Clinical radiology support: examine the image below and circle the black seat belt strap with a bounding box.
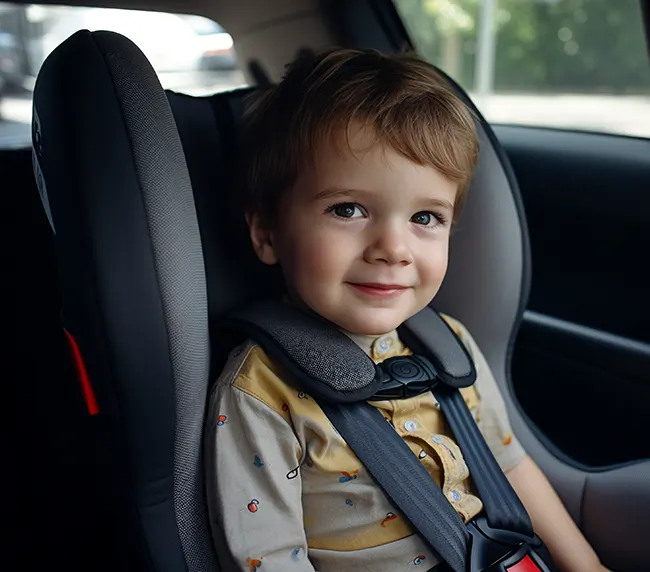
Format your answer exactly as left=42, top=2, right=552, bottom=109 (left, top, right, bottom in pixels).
left=434, top=387, right=534, bottom=537
left=320, top=400, right=470, bottom=572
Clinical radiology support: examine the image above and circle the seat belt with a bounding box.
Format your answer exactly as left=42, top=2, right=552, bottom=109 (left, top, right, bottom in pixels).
left=321, top=394, right=553, bottom=572
left=395, top=311, right=533, bottom=537
left=434, top=385, right=533, bottom=536
left=319, top=399, right=469, bottom=572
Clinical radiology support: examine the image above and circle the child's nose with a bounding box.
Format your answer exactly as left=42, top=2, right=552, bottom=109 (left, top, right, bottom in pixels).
left=363, top=226, right=413, bottom=266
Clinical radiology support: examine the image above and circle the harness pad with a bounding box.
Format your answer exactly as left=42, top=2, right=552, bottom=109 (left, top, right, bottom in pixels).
left=225, top=300, right=476, bottom=403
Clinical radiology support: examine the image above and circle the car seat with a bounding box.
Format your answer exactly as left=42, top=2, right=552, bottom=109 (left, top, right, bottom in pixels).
left=31, top=30, right=650, bottom=572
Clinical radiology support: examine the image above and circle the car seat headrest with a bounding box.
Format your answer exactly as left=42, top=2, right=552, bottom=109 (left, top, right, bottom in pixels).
left=32, top=30, right=218, bottom=571
left=433, top=71, right=531, bottom=385
left=165, top=90, right=285, bottom=331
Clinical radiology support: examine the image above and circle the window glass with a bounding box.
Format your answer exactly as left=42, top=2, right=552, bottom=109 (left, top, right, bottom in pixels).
left=394, top=0, right=650, bottom=138
left=0, top=3, right=248, bottom=148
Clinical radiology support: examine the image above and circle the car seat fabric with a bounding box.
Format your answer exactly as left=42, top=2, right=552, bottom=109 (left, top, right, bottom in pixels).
left=32, top=30, right=217, bottom=571
left=166, top=92, right=285, bottom=344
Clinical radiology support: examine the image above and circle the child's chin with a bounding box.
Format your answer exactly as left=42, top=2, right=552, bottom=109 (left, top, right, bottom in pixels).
left=335, top=309, right=408, bottom=336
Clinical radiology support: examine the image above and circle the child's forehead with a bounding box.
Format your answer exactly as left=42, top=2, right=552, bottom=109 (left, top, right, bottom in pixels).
left=313, top=122, right=402, bottom=166
left=294, top=118, right=461, bottom=207
left=304, top=139, right=457, bottom=204
left=310, top=122, right=430, bottom=176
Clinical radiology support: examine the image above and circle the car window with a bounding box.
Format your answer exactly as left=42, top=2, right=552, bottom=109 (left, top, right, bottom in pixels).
left=393, top=0, right=650, bottom=138
left=0, top=4, right=247, bottom=149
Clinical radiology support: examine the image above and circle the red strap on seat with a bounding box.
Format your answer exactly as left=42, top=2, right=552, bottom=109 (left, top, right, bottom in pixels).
left=64, top=329, right=100, bottom=415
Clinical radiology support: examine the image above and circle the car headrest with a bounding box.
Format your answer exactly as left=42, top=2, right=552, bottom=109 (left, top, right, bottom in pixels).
left=32, top=30, right=218, bottom=571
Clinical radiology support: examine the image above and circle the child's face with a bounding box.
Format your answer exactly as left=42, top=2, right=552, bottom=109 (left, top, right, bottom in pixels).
left=248, top=125, right=458, bottom=335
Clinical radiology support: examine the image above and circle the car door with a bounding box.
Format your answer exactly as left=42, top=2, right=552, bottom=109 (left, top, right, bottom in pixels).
left=391, top=1, right=650, bottom=570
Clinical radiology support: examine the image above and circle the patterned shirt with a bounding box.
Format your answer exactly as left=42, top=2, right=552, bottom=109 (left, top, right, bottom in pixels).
left=204, top=315, right=525, bottom=572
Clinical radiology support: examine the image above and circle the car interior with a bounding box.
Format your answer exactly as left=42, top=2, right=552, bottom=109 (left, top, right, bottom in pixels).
left=5, top=0, right=650, bottom=571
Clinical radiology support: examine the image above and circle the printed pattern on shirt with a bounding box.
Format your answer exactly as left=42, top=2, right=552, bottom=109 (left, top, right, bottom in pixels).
left=205, top=317, right=525, bottom=572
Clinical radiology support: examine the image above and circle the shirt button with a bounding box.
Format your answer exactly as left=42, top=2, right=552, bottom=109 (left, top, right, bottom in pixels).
left=375, top=336, right=392, bottom=355
left=404, top=420, right=417, bottom=432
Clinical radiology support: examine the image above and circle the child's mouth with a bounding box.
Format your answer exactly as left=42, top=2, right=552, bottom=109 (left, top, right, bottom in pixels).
left=348, top=283, right=409, bottom=299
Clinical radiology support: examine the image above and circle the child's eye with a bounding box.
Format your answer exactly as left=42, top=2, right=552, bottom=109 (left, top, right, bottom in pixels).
left=328, top=202, right=365, bottom=219
left=411, top=211, right=446, bottom=227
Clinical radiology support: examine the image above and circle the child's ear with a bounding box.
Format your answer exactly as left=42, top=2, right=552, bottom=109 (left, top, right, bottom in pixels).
left=246, top=212, right=278, bottom=265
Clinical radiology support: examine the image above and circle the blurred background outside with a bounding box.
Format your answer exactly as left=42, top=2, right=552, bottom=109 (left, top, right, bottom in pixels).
left=1, top=0, right=649, bottom=149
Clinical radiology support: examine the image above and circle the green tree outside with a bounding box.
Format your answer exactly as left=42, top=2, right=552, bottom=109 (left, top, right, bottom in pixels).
left=394, top=0, right=650, bottom=95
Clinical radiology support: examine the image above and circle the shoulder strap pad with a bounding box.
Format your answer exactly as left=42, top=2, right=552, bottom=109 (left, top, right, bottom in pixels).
left=399, top=306, right=476, bottom=388
left=225, top=300, right=383, bottom=403
left=224, top=300, right=476, bottom=403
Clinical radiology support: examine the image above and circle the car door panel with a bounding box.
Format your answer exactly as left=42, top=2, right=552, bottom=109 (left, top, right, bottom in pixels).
left=514, top=310, right=650, bottom=467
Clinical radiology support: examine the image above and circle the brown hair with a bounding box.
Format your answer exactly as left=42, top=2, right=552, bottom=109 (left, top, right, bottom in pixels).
left=239, top=47, right=479, bottom=225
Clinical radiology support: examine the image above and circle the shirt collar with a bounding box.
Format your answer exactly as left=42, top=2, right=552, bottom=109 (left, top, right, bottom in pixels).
left=343, top=330, right=402, bottom=362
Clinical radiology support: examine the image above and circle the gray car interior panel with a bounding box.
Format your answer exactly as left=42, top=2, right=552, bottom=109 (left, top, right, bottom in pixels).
left=583, top=462, right=650, bottom=571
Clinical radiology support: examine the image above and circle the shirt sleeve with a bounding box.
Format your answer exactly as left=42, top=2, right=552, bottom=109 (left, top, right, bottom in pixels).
left=452, top=320, right=527, bottom=473
left=204, top=352, right=316, bottom=571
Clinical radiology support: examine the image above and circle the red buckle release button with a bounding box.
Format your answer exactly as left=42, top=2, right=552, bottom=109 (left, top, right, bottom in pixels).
left=506, top=555, right=541, bottom=572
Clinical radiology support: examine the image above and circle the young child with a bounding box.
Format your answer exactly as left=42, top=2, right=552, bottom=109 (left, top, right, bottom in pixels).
left=205, top=48, right=608, bottom=572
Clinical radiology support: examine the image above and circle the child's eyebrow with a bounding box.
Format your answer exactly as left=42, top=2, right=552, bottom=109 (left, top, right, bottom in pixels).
left=419, top=197, right=455, bottom=211
left=313, top=187, right=359, bottom=201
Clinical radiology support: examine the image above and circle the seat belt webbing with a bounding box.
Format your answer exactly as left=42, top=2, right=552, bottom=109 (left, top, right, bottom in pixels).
left=321, top=388, right=534, bottom=572
left=435, top=386, right=533, bottom=537
left=320, top=400, right=470, bottom=572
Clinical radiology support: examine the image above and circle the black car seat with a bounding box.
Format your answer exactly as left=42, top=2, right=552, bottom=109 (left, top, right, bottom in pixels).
left=31, top=30, right=650, bottom=572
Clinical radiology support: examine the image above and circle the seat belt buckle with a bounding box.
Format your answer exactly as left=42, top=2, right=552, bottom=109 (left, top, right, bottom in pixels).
left=370, top=355, right=439, bottom=400
left=467, top=517, right=556, bottom=572
left=495, top=546, right=552, bottom=572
